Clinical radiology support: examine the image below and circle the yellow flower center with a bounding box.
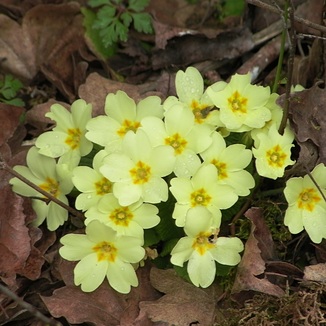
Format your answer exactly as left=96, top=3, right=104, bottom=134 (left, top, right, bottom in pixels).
left=95, top=177, right=112, bottom=195
left=130, top=161, right=151, bottom=184
left=39, top=177, right=60, bottom=197
left=92, top=241, right=117, bottom=262
left=192, top=231, right=216, bottom=255
left=211, top=159, right=228, bottom=179
left=109, top=207, right=133, bottom=227
left=297, top=188, right=321, bottom=212
left=165, top=133, right=187, bottom=155
left=191, top=100, right=210, bottom=123
left=190, top=188, right=212, bottom=207
left=117, top=120, right=141, bottom=137
left=65, top=128, right=81, bottom=150
left=227, top=91, right=247, bottom=113
left=266, top=145, right=287, bottom=167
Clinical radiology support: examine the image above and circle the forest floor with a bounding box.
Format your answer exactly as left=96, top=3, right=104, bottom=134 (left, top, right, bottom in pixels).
left=1, top=0, right=326, bottom=325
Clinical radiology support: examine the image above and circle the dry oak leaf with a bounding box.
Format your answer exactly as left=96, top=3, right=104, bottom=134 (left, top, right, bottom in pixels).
left=231, top=207, right=284, bottom=304
left=139, top=267, right=223, bottom=326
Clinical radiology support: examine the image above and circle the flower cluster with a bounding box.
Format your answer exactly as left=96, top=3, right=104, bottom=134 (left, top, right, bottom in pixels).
left=10, top=66, right=301, bottom=294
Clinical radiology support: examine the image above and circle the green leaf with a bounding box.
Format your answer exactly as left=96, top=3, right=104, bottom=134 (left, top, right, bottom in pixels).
left=132, top=12, right=153, bottom=34
left=115, top=20, right=129, bottom=42
left=215, top=262, right=233, bottom=276
left=88, top=0, right=111, bottom=8
left=128, top=0, right=149, bottom=12
left=121, top=12, right=132, bottom=28
left=0, top=97, right=24, bottom=107
left=222, top=0, right=245, bottom=17
left=144, top=228, right=161, bottom=247
left=100, top=24, right=118, bottom=46
left=81, top=7, right=116, bottom=58
left=154, top=199, right=184, bottom=242
left=160, top=238, right=179, bottom=257
left=93, top=5, right=116, bottom=29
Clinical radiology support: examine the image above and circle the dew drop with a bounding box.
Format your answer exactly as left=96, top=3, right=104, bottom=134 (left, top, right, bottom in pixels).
left=87, top=195, right=92, bottom=199
left=120, top=267, right=125, bottom=271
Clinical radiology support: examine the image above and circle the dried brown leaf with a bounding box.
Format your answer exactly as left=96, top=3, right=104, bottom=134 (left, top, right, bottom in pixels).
left=231, top=207, right=284, bottom=304
left=286, top=83, right=326, bottom=169
left=42, top=259, right=128, bottom=326
left=303, top=263, right=326, bottom=282
left=0, top=187, right=30, bottom=286
left=78, top=72, right=163, bottom=117
left=139, top=267, right=222, bottom=326
left=0, top=2, right=88, bottom=100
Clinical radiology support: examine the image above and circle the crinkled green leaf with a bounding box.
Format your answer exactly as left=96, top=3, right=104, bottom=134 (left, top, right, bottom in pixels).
left=99, top=20, right=128, bottom=46
left=154, top=200, right=184, bottom=242
left=144, top=228, right=161, bottom=247
left=132, top=12, right=153, bottom=34
left=160, top=238, right=179, bottom=257
left=128, top=0, right=149, bottom=12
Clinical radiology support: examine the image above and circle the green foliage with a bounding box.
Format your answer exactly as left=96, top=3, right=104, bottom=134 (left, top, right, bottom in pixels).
left=0, top=74, right=24, bottom=107
left=86, top=0, right=153, bottom=48
left=81, top=7, right=116, bottom=59
left=217, top=0, right=245, bottom=18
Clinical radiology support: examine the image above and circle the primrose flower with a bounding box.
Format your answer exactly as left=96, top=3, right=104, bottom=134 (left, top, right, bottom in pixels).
left=85, top=194, right=160, bottom=239
left=59, top=220, right=145, bottom=293
left=86, top=91, right=163, bottom=153
left=252, top=124, right=295, bottom=179
left=72, top=150, right=113, bottom=212
left=100, top=129, right=175, bottom=206
left=250, top=93, right=283, bottom=143
left=141, top=105, right=212, bottom=177
left=170, top=206, right=244, bottom=288
left=169, top=164, right=238, bottom=227
left=284, top=163, right=326, bottom=243
left=35, top=99, right=93, bottom=163
left=9, top=147, right=74, bottom=230
left=200, top=131, right=255, bottom=196
left=164, top=67, right=223, bottom=128
left=207, top=73, right=271, bottom=132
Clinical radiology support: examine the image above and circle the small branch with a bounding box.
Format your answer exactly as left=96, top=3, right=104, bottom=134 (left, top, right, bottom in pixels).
left=0, top=283, right=62, bottom=326
left=0, top=159, right=85, bottom=221
left=278, top=0, right=296, bottom=135
left=246, top=0, right=326, bottom=34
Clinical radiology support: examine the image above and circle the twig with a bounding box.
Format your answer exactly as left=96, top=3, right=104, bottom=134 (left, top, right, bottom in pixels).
left=0, top=283, right=62, bottom=326
left=246, top=0, right=326, bottom=34
left=0, top=158, right=85, bottom=221
left=278, top=0, right=296, bottom=135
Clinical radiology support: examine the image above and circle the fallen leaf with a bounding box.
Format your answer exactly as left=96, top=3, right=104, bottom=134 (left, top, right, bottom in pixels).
left=139, top=267, right=222, bottom=326
left=303, top=263, right=326, bottom=283
left=283, top=83, right=326, bottom=170
left=0, top=2, right=88, bottom=100
left=42, top=259, right=128, bottom=326
left=231, top=207, right=284, bottom=304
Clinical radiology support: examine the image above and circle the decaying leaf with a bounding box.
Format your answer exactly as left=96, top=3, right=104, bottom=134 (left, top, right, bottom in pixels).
left=231, top=207, right=284, bottom=304
left=285, top=83, right=326, bottom=171
left=0, top=2, right=88, bottom=100
left=139, top=267, right=223, bottom=326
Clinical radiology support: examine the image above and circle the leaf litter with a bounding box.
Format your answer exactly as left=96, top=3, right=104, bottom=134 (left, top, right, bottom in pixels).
left=0, top=0, right=326, bottom=325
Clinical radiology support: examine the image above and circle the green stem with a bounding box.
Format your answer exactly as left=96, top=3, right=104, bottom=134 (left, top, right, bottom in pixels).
left=272, top=0, right=289, bottom=94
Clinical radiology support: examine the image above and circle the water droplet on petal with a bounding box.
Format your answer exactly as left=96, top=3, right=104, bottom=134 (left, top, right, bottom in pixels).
left=87, top=195, right=92, bottom=199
